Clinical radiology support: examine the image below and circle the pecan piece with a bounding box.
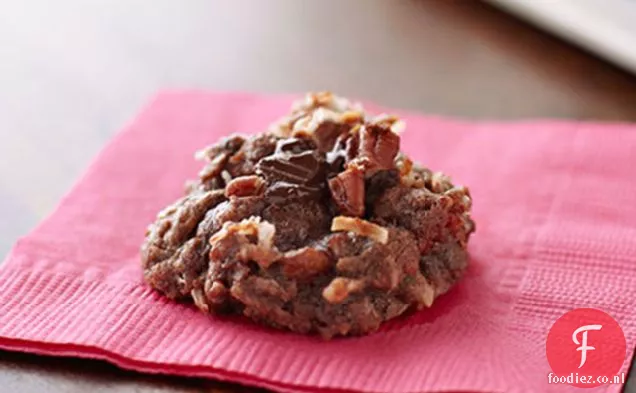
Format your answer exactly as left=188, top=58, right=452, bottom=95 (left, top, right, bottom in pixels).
left=352, top=124, right=400, bottom=171
left=225, top=175, right=265, bottom=198
left=281, top=247, right=332, bottom=280
left=312, top=121, right=352, bottom=152
left=238, top=244, right=280, bottom=268
left=328, top=167, right=365, bottom=217
left=198, top=152, right=229, bottom=183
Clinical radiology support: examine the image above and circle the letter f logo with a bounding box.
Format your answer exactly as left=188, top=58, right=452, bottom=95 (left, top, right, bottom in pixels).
left=572, top=324, right=603, bottom=368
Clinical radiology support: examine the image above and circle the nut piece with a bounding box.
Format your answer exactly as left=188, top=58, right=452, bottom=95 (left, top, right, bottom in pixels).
left=445, top=186, right=472, bottom=210
left=417, top=280, right=436, bottom=308
left=395, top=156, right=428, bottom=189
left=340, top=111, right=365, bottom=124
left=350, top=124, right=400, bottom=171
left=207, top=280, right=227, bottom=298
left=322, top=277, right=365, bottom=304
left=292, top=107, right=340, bottom=134
left=270, top=92, right=364, bottom=137
left=292, top=91, right=363, bottom=114
left=281, top=247, right=332, bottom=280
left=198, top=152, right=229, bottom=183
left=431, top=172, right=453, bottom=193
left=209, top=217, right=279, bottom=267
left=221, top=170, right=233, bottom=185
left=210, top=216, right=275, bottom=247
left=225, top=175, right=265, bottom=198
left=191, top=288, right=209, bottom=312
left=396, top=154, right=413, bottom=177
left=328, top=167, right=365, bottom=217
left=371, top=114, right=406, bottom=134
left=238, top=244, right=280, bottom=268
left=331, top=216, right=389, bottom=244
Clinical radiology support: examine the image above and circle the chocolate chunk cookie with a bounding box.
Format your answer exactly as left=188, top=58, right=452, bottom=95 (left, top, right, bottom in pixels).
left=141, top=92, right=475, bottom=338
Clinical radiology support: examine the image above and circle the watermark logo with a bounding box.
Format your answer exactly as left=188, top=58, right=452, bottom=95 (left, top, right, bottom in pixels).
left=573, top=324, right=602, bottom=368
left=546, top=308, right=626, bottom=388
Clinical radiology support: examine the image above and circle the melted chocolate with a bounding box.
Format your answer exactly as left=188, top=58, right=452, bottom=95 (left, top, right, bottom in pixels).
left=275, top=137, right=317, bottom=155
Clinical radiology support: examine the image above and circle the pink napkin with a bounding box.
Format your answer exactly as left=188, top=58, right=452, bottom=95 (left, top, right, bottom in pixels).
left=1, top=91, right=635, bottom=393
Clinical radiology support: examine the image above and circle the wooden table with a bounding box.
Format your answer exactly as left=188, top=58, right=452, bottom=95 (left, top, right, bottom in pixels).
left=1, top=1, right=635, bottom=391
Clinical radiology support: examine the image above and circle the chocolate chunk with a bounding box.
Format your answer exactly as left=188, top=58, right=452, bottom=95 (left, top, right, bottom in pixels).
left=256, top=149, right=328, bottom=204
left=256, top=151, right=325, bottom=186
left=275, top=137, right=317, bottom=155
left=225, top=133, right=281, bottom=178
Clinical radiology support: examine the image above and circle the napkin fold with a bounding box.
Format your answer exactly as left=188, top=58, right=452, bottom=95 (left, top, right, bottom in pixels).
left=1, top=92, right=635, bottom=393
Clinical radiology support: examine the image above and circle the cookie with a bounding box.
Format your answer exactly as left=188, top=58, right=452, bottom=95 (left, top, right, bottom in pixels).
left=141, top=92, right=475, bottom=338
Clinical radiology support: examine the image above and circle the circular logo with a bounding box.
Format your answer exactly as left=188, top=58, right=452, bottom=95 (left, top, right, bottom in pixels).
left=546, top=308, right=626, bottom=388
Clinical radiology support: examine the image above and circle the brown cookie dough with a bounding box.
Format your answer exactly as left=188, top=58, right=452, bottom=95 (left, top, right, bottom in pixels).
left=141, top=92, right=475, bottom=338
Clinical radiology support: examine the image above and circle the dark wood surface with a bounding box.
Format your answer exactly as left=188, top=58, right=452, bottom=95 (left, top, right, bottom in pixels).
left=1, top=1, right=636, bottom=392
